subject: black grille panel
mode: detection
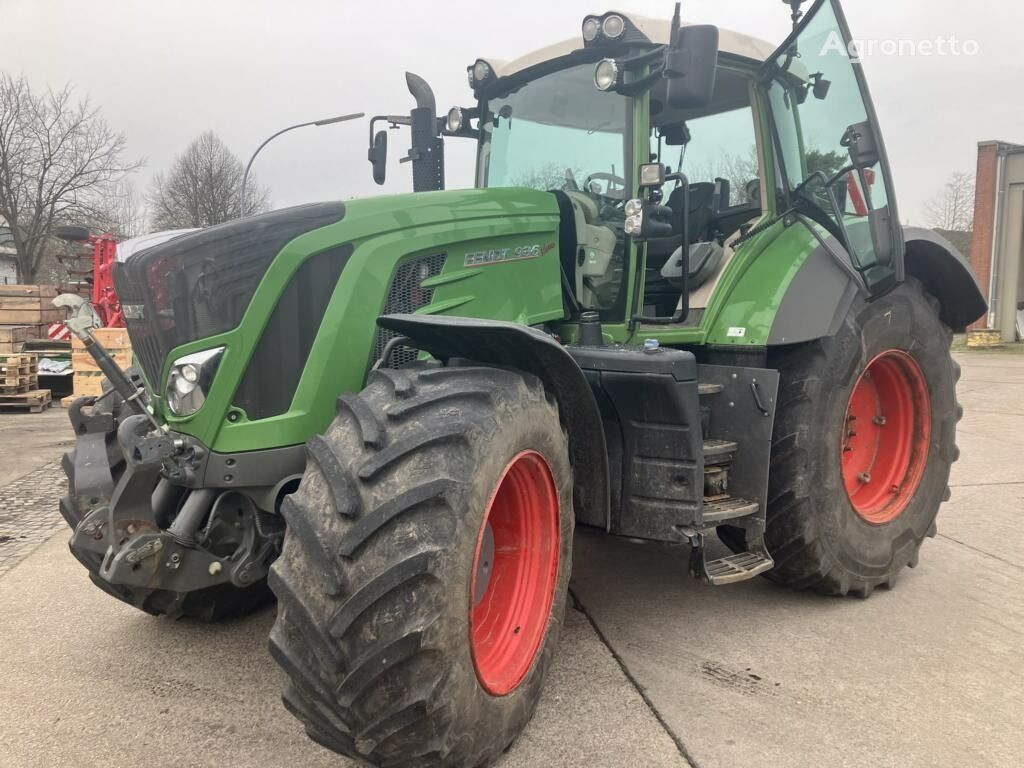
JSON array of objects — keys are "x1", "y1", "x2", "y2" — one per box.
[
  {"x1": 114, "y1": 202, "x2": 345, "y2": 390},
  {"x1": 373, "y1": 253, "x2": 447, "y2": 368},
  {"x1": 232, "y1": 245, "x2": 351, "y2": 420},
  {"x1": 116, "y1": 264, "x2": 167, "y2": 388}
]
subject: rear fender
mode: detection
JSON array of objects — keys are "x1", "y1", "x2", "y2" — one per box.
[
  {"x1": 902, "y1": 227, "x2": 987, "y2": 331},
  {"x1": 766, "y1": 226, "x2": 988, "y2": 346},
  {"x1": 377, "y1": 314, "x2": 610, "y2": 529}
]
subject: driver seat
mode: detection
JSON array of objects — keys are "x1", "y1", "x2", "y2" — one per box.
[{"x1": 643, "y1": 182, "x2": 718, "y2": 315}]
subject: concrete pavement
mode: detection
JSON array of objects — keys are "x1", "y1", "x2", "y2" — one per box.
[
  {"x1": 1, "y1": 353, "x2": 1022, "y2": 767},
  {"x1": 0, "y1": 408, "x2": 70, "y2": 486},
  {"x1": 570, "y1": 352, "x2": 1024, "y2": 767}
]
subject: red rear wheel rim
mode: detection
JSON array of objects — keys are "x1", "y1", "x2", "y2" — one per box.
[
  {"x1": 470, "y1": 450, "x2": 560, "y2": 696},
  {"x1": 841, "y1": 350, "x2": 931, "y2": 524}
]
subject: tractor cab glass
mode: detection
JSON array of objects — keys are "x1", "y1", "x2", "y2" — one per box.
[
  {"x1": 478, "y1": 63, "x2": 631, "y2": 316},
  {"x1": 764, "y1": 0, "x2": 900, "y2": 292},
  {"x1": 644, "y1": 67, "x2": 765, "y2": 318}
]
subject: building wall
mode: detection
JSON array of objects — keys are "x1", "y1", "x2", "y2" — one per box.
[
  {"x1": 0, "y1": 254, "x2": 16, "y2": 284},
  {"x1": 998, "y1": 153, "x2": 1024, "y2": 340},
  {"x1": 968, "y1": 143, "x2": 1000, "y2": 330},
  {"x1": 969, "y1": 142, "x2": 1024, "y2": 339}
]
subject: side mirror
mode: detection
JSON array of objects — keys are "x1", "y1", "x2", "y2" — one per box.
[
  {"x1": 812, "y1": 73, "x2": 832, "y2": 100},
  {"x1": 841, "y1": 121, "x2": 880, "y2": 169},
  {"x1": 369, "y1": 130, "x2": 388, "y2": 186},
  {"x1": 664, "y1": 25, "x2": 720, "y2": 110}
]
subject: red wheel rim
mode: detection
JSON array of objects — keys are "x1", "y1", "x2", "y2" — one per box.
[
  {"x1": 841, "y1": 350, "x2": 931, "y2": 524},
  {"x1": 470, "y1": 450, "x2": 560, "y2": 696}
]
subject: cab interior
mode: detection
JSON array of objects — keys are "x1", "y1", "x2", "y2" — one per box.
[{"x1": 642, "y1": 65, "x2": 767, "y2": 318}]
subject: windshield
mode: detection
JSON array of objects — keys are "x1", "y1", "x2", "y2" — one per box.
[
  {"x1": 478, "y1": 64, "x2": 629, "y2": 193},
  {"x1": 476, "y1": 63, "x2": 633, "y2": 320}
]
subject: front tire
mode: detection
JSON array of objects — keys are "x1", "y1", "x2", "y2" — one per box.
[
  {"x1": 748, "y1": 278, "x2": 960, "y2": 597},
  {"x1": 269, "y1": 364, "x2": 573, "y2": 767}
]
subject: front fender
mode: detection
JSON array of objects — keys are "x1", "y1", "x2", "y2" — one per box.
[{"x1": 377, "y1": 314, "x2": 610, "y2": 529}]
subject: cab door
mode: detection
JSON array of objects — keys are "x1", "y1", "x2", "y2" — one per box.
[{"x1": 760, "y1": 0, "x2": 903, "y2": 295}]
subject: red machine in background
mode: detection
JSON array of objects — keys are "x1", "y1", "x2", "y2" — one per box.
[{"x1": 54, "y1": 226, "x2": 124, "y2": 327}]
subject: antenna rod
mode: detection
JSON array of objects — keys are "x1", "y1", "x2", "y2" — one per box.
[{"x1": 670, "y1": 2, "x2": 681, "y2": 44}]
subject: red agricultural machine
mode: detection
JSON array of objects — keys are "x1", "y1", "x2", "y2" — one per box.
[{"x1": 54, "y1": 226, "x2": 124, "y2": 327}]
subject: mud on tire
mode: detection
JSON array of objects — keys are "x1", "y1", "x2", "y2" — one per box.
[
  {"x1": 269, "y1": 363, "x2": 573, "y2": 767},
  {"x1": 728, "y1": 277, "x2": 961, "y2": 597}
]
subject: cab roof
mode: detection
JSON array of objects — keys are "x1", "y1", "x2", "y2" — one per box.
[{"x1": 482, "y1": 13, "x2": 778, "y2": 81}]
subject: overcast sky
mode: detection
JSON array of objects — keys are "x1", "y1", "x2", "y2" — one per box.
[{"x1": 4, "y1": 0, "x2": 1022, "y2": 225}]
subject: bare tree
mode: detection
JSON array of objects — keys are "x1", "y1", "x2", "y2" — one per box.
[
  {"x1": 926, "y1": 172, "x2": 975, "y2": 232},
  {"x1": 86, "y1": 179, "x2": 147, "y2": 239},
  {"x1": 0, "y1": 72, "x2": 142, "y2": 282},
  {"x1": 508, "y1": 162, "x2": 583, "y2": 192},
  {"x1": 147, "y1": 131, "x2": 269, "y2": 230}
]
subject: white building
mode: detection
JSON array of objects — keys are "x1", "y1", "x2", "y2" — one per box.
[{"x1": 0, "y1": 222, "x2": 18, "y2": 284}]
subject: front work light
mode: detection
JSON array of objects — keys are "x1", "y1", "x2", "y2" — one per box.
[
  {"x1": 446, "y1": 107, "x2": 464, "y2": 133},
  {"x1": 582, "y1": 16, "x2": 601, "y2": 42},
  {"x1": 473, "y1": 60, "x2": 492, "y2": 84},
  {"x1": 165, "y1": 346, "x2": 225, "y2": 417},
  {"x1": 602, "y1": 14, "x2": 626, "y2": 39},
  {"x1": 594, "y1": 59, "x2": 619, "y2": 91},
  {"x1": 639, "y1": 163, "x2": 666, "y2": 189}
]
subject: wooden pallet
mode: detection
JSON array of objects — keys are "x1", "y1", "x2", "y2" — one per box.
[
  {"x1": 0, "y1": 325, "x2": 45, "y2": 354},
  {"x1": 0, "y1": 284, "x2": 63, "y2": 325},
  {"x1": 0, "y1": 388, "x2": 51, "y2": 413},
  {"x1": 71, "y1": 331, "x2": 131, "y2": 398},
  {"x1": 0, "y1": 353, "x2": 39, "y2": 390}
]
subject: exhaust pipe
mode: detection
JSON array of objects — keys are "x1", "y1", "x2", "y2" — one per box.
[
  {"x1": 405, "y1": 72, "x2": 437, "y2": 113},
  {"x1": 404, "y1": 72, "x2": 445, "y2": 192}
]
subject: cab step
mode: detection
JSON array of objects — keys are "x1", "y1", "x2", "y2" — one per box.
[
  {"x1": 702, "y1": 438, "x2": 737, "y2": 465},
  {"x1": 703, "y1": 496, "x2": 759, "y2": 524},
  {"x1": 703, "y1": 551, "x2": 774, "y2": 586}
]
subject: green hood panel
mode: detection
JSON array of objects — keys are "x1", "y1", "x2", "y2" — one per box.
[{"x1": 159, "y1": 188, "x2": 565, "y2": 453}]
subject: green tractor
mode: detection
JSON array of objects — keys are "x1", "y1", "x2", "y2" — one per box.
[{"x1": 62, "y1": 1, "x2": 986, "y2": 765}]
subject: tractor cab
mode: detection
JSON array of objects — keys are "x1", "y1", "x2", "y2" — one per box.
[
  {"x1": 468, "y1": 14, "x2": 774, "y2": 326},
  {"x1": 371, "y1": 0, "x2": 906, "y2": 344}
]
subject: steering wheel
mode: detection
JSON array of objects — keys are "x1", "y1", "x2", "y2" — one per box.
[{"x1": 584, "y1": 172, "x2": 628, "y2": 201}]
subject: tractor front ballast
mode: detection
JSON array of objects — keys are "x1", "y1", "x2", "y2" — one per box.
[{"x1": 61, "y1": 359, "x2": 292, "y2": 618}]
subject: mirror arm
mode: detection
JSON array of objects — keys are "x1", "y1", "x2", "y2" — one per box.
[{"x1": 615, "y1": 66, "x2": 666, "y2": 97}]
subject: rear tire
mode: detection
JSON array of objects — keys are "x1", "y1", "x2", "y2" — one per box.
[
  {"x1": 740, "y1": 278, "x2": 960, "y2": 597},
  {"x1": 269, "y1": 364, "x2": 573, "y2": 767}
]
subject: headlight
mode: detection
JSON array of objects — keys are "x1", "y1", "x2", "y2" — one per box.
[
  {"x1": 165, "y1": 347, "x2": 225, "y2": 417},
  {"x1": 594, "y1": 59, "x2": 619, "y2": 92},
  {"x1": 582, "y1": 16, "x2": 601, "y2": 42},
  {"x1": 602, "y1": 14, "x2": 626, "y2": 39},
  {"x1": 625, "y1": 198, "x2": 644, "y2": 218},
  {"x1": 624, "y1": 214, "x2": 644, "y2": 237},
  {"x1": 446, "y1": 107, "x2": 464, "y2": 134}
]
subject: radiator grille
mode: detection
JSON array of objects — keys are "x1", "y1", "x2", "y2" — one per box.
[
  {"x1": 373, "y1": 253, "x2": 447, "y2": 368},
  {"x1": 115, "y1": 263, "x2": 169, "y2": 387}
]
